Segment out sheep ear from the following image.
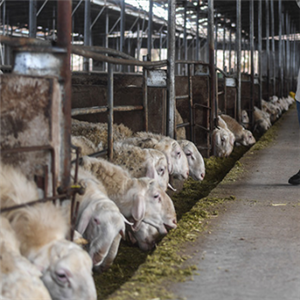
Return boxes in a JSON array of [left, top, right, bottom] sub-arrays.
[[76, 205, 95, 234], [131, 194, 145, 231]]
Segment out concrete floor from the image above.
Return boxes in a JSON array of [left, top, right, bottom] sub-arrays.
[[168, 107, 300, 300]]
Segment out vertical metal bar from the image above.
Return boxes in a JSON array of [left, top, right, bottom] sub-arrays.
[[265, 0, 270, 101], [250, 0, 254, 126], [184, 1, 188, 74], [278, 0, 283, 98], [57, 0, 72, 194], [258, 0, 262, 107], [148, 0, 153, 61], [159, 27, 163, 61], [137, 22, 141, 71], [143, 66, 148, 132], [243, 37, 246, 73], [167, 0, 176, 138], [105, 12, 109, 72], [120, 0, 125, 54], [223, 23, 226, 71], [208, 0, 216, 128], [215, 19, 218, 65], [229, 27, 232, 72], [1, 0, 5, 64], [270, 0, 275, 96], [188, 64, 194, 142], [196, 4, 200, 61], [29, 0, 37, 38], [83, 0, 91, 71], [107, 63, 114, 161], [236, 0, 242, 123]]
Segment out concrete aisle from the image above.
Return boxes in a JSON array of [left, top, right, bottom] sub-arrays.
[[169, 107, 300, 300]]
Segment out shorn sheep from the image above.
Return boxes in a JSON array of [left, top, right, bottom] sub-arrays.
[[128, 131, 190, 180], [0, 163, 97, 300], [80, 156, 177, 236], [177, 139, 205, 181], [211, 126, 235, 157], [111, 141, 169, 191], [0, 216, 52, 300], [220, 114, 256, 146], [74, 167, 131, 271]]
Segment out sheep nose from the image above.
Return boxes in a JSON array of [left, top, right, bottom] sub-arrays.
[[201, 173, 205, 180]]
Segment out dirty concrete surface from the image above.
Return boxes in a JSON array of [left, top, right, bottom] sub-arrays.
[[168, 107, 300, 300]]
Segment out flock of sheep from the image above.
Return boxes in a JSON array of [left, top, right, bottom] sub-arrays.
[[0, 94, 294, 300]]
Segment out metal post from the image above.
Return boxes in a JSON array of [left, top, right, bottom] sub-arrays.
[[148, 0, 153, 61], [223, 23, 226, 71], [120, 0, 125, 55], [167, 0, 176, 138], [105, 12, 109, 71], [29, 0, 37, 38], [57, 0, 72, 194], [270, 0, 275, 96], [1, 0, 5, 64], [196, 3, 200, 61], [266, 0, 270, 100], [278, 0, 283, 98], [83, 0, 91, 71], [258, 0, 262, 107], [184, 1, 188, 74], [250, 0, 254, 125], [107, 63, 114, 161], [229, 27, 232, 72], [236, 0, 242, 123], [208, 0, 216, 128], [215, 19, 218, 65]]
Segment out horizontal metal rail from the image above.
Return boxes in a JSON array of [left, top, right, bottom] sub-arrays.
[[71, 105, 144, 116]]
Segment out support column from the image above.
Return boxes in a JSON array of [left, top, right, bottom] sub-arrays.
[[236, 0, 242, 123]]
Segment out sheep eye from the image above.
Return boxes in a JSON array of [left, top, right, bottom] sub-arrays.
[[186, 152, 192, 157], [177, 152, 181, 158], [159, 168, 165, 175], [56, 272, 68, 283]]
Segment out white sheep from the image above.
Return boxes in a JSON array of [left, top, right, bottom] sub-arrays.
[[0, 163, 97, 300], [128, 132, 190, 180], [253, 106, 271, 134], [126, 221, 161, 252], [111, 141, 169, 191], [177, 139, 205, 181], [74, 167, 131, 271], [71, 119, 133, 149], [241, 110, 250, 129], [80, 156, 177, 236], [211, 126, 235, 157], [220, 114, 256, 146], [0, 216, 52, 300]]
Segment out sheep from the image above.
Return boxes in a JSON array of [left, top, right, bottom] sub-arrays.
[[0, 163, 97, 300], [262, 99, 280, 122], [241, 110, 250, 129], [79, 156, 177, 236], [111, 141, 169, 191], [175, 108, 186, 140], [211, 127, 235, 157], [127, 132, 190, 180], [177, 139, 205, 181], [71, 119, 133, 149], [0, 216, 52, 300], [74, 167, 130, 271], [220, 114, 256, 146], [71, 135, 103, 160], [253, 106, 271, 134], [126, 221, 161, 252]]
